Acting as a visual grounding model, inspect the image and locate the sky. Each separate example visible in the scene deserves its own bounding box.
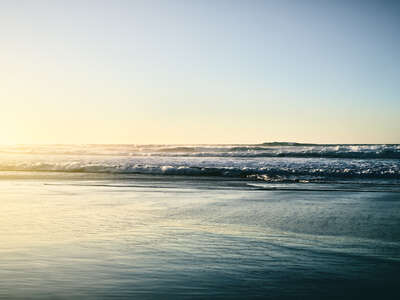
[1,0,399,144]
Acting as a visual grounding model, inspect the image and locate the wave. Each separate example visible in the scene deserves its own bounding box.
[1,144,399,159]
[0,144,399,183]
[1,160,399,181]
[153,144,400,159]
[239,150,400,159]
[143,150,400,159]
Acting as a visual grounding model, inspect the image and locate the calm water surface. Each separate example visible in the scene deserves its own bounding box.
[0,172,399,299]
[0,173,400,299]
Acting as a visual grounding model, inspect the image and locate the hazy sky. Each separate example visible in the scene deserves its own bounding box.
[1,0,399,144]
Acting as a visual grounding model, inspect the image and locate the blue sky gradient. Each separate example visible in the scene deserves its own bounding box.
[1,0,399,144]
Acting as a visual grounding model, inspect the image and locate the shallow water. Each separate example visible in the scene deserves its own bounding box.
[1,173,399,299]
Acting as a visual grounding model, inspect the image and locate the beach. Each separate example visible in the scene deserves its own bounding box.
[0,145,399,299]
[3,0,400,298]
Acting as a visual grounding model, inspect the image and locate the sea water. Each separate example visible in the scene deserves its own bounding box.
[0,144,399,299]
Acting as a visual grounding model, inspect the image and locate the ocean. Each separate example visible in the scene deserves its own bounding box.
[0,143,399,299]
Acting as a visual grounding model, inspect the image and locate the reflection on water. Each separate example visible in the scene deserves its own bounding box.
[0,174,399,299]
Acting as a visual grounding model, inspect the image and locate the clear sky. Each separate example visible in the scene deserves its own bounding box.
[1,0,399,144]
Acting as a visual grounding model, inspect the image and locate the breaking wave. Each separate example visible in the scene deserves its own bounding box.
[0,144,399,159]
[0,158,399,182]
[0,143,399,184]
